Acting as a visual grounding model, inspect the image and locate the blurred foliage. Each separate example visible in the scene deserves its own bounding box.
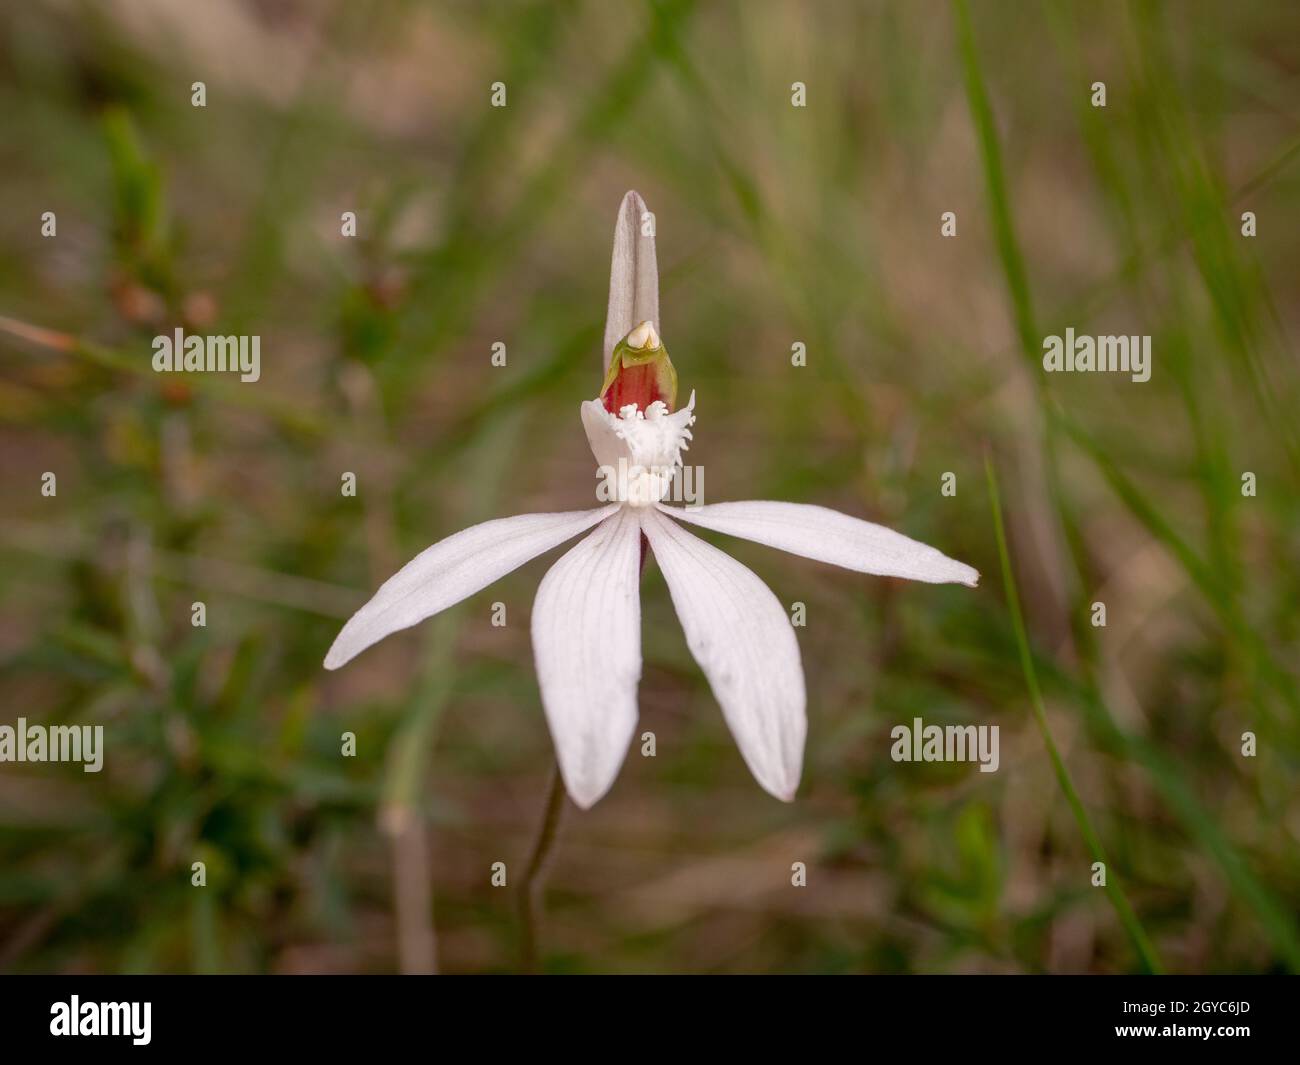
[0,0,1298,974]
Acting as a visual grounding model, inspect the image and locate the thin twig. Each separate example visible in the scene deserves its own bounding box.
[0,313,76,352]
[517,763,566,975]
[0,310,329,433]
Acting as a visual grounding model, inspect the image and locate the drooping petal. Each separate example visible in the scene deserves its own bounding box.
[656,500,979,587]
[603,190,659,373]
[324,505,620,670]
[640,507,806,801]
[532,506,642,808]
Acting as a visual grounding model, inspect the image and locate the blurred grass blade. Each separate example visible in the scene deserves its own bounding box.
[987,455,1163,973]
[953,0,1037,359]
[103,106,170,286]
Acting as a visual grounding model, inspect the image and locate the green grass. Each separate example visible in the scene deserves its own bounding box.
[1,0,1298,974]
[986,454,1162,973]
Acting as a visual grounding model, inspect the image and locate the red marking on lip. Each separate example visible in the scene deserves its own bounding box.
[602,362,669,415]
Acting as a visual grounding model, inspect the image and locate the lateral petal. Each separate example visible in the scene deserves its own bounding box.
[657,500,979,587]
[324,506,619,670]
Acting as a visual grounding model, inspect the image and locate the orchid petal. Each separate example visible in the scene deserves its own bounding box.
[324,505,619,670]
[532,506,642,809]
[640,507,805,801]
[603,190,659,373]
[656,500,979,587]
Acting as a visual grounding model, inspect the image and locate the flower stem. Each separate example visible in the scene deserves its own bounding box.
[517,762,566,974]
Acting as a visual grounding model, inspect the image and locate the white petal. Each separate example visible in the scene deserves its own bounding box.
[532,506,642,808]
[640,507,805,801]
[603,190,659,373]
[657,500,979,587]
[324,506,619,670]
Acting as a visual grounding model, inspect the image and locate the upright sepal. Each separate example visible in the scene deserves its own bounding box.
[603,190,660,374]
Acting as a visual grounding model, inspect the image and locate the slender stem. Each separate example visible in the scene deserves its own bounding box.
[0,313,76,352]
[517,763,566,974]
[986,455,1163,974]
[386,813,438,974]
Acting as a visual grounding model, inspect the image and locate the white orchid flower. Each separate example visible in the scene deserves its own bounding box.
[325,190,978,809]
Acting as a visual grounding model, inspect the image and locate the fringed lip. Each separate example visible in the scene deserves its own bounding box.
[581,391,696,506]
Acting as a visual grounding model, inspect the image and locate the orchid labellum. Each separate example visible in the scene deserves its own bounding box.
[325,191,978,808]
